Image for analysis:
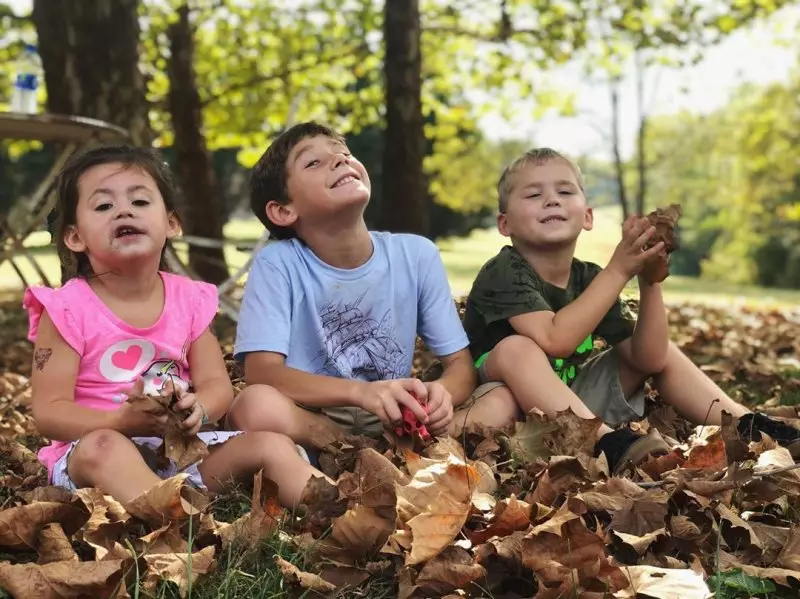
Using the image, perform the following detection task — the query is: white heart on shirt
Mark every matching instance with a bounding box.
[99,339,156,382]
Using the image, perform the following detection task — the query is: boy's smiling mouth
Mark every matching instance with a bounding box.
[540,215,568,224]
[331,172,360,188]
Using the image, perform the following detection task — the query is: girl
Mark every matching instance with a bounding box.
[26,144,324,508]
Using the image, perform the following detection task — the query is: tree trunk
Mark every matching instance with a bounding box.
[635,52,647,216]
[380,0,428,236]
[166,5,228,285]
[610,80,630,221]
[32,0,151,145]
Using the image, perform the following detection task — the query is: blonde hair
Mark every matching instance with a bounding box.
[497,148,584,212]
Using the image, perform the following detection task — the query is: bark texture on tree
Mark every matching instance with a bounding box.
[610,81,630,221]
[32,0,151,145]
[166,4,228,285]
[380,0,428,236]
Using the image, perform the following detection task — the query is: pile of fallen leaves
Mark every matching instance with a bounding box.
[4,406,800,598]
[2,290,800,597]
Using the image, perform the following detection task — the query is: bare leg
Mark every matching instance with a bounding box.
[634,341,749,425]
[450,385,520,437]
[197,431,331,508]
[227,384,346,449]
[484,335,614,438]
[67,430,163,504]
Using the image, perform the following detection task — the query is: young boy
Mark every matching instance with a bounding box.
[227,122,497,447]
[463,147,800,473]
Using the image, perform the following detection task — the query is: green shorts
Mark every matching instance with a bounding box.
[475,348,645,427]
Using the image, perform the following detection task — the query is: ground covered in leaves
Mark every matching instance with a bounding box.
[2,297,800,598]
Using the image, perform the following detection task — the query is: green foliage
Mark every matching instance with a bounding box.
[708,569,776,599]
[646,70,800,287]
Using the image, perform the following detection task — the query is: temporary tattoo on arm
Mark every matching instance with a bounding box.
[34,348,53,371]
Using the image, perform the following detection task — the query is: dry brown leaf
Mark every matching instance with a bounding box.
[74,488,130,560]
[0,437,45,477]
[521,517,605,575]
[505,415,557,463]
[469,495,532,545]
[669,515,706,541]
[390,455,480,565]
[139,522,188,554]
[318,564,371,588]
[406,491,471,566]
[298,474,347,536]
[329,504,394,562]
[610,500,668,537]
[354,448,408,511]
[716,503,763,551]
[683,435,727,471]
[616,565,711,599]
[0,500,89,550]
[163,428,209,471]
[37,522,78,564]
[142,545,216,597]
[720,411,750,463]
[415,546,487,594]
[641,204,682,284]
[750,522,791,563]
[219,470,283,550]
[127,393,209,471]
[610,528,667,563]
[0,558,131,599]
[123,474,208,526]
[275,555,336,593]
[777,528,800,570]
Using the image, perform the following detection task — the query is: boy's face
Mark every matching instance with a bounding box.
[498,159,593,248]
[269,135,371,232]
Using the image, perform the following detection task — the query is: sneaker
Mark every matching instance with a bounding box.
[738,413,800,445]
[594,427,671,476]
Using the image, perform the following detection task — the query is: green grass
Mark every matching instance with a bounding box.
[5,207,800,307]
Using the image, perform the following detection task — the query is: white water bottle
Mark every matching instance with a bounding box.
[11,44,42,114]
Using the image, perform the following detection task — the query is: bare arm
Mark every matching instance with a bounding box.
[509,268,629,358]
[509,217,665,358]
[31,312,120,441]
[244,351,361,409]
[623,279,669,373]
[435,348,477,408]
[187,328,235,422]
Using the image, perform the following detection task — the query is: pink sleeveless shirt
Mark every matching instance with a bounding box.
[24,272,219,476]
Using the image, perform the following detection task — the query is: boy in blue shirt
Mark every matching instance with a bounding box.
[228,122,502,445]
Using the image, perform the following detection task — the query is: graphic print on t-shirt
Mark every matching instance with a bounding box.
[315,291,404,381]
[99,339,156,383]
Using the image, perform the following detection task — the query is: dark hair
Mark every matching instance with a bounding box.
[497,147,585,212]
[53,144,181,283]
[249,122,346,240]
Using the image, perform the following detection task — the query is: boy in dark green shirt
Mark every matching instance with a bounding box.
[462,147,799,474]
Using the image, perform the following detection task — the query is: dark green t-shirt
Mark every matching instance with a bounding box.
[463,246,636,384]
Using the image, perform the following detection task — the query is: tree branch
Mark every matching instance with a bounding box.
[198,44,368,109]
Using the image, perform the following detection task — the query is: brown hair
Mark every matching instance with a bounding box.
[497,147,585,212]
[53,144,181,283]
[249,122,346,240]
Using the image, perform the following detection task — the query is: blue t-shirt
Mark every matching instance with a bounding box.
[234,232,469,383]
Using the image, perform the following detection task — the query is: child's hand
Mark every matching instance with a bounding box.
[607,216,666,280]
[423,382,453,437]
[356,378,429,429]
[115,378,169,436]
[172,389,205,436]
[640,250,671,285]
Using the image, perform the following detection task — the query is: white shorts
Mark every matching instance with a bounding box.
[51,431,243,491]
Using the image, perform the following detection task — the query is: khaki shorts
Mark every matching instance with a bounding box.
[311,382,507,437]
[477,348,645,427]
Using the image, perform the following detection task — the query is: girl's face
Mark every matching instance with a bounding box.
[64,162,180,272]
